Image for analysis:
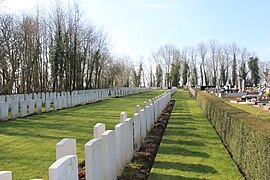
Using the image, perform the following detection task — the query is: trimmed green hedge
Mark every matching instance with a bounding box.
[196,91,270,179]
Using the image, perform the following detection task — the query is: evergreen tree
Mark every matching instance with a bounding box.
[155,64,163,87]
[232,53,237,86]
[171,63,180,87]
[191,67,198,86]
[182,61,189,85]
[248,57,260,86]
[132,63,143,87]
[239,60,248,82]
[220,63,226,86]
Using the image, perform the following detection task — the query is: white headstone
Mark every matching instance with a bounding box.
[134,113,141,150]
[0,102,9,121]
[49,92,54,99]
[85,139,103,180]
[20,100,28,117]
[25,94,30,101]
[46,92,50,100]
[19,94,25,102]
[124,118,134,163]
[94,123,106,139]
[140,109,147,141]
[79,95,83,105]
[53,98,59,111]
[11,101,19,119]
[120,112,127,123]
[136,105,141,114]
[144,102,147,109]
[62,97,67,108]
[0,171,12,180]
[0,96,5,103]
[58,97,62,110]
[146,106,151,132]
[82,95,86,105]
[42,93,46,103]
[115,123,125,176]
[49,155,78,180]
[150,104,155,127]
[45,99,51,112]
[13,95,19,102]
[6,95,11,104]
[71,96,75,107]
[154,101,158,122]
[102,130,117,180]
[67,96,71,108]
[36,99,42,114]
[56,138,77,160]
[34,93,38,100]
[89,94,93,103]
[28,99,35,115]
[86,95,90,104]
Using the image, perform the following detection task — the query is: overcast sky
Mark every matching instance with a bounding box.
[2,0,270,62]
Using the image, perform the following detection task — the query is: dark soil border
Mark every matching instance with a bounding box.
[118,100,175,180]
[78,100,175,180]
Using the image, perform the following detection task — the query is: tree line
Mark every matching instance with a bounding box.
[1,1,269,95]
[0,1,138,95]
[151,41,270,88]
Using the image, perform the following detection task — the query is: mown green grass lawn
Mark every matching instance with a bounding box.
[224,100,270,121]
[149,90,243,180]
[0,90,165,180]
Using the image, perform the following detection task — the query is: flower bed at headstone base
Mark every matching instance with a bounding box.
[77,100,175,180]
[196,91,270,180]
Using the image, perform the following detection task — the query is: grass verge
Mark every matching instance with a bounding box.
[148,90,243,180]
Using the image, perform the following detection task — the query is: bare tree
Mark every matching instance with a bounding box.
[260,61,270,85]
[198,42,208,86]
[188,47,198,86]
[208,39,219,86]
[152,44,180,87]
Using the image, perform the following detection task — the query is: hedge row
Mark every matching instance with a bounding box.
[196,91,270,180]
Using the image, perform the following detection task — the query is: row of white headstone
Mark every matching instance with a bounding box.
[0,88,150,121]
[45,90,173,180]
[110,87,150,97]
[0,88,176,180]
[0,90,109,121]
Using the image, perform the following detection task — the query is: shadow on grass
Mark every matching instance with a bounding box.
[162,139,205,147]
[165,129,202,138]
[154,161,217,174]
[158,146,210,158]
[0,131,68,140]
[150,173,204,180]
[166,126,198,131]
